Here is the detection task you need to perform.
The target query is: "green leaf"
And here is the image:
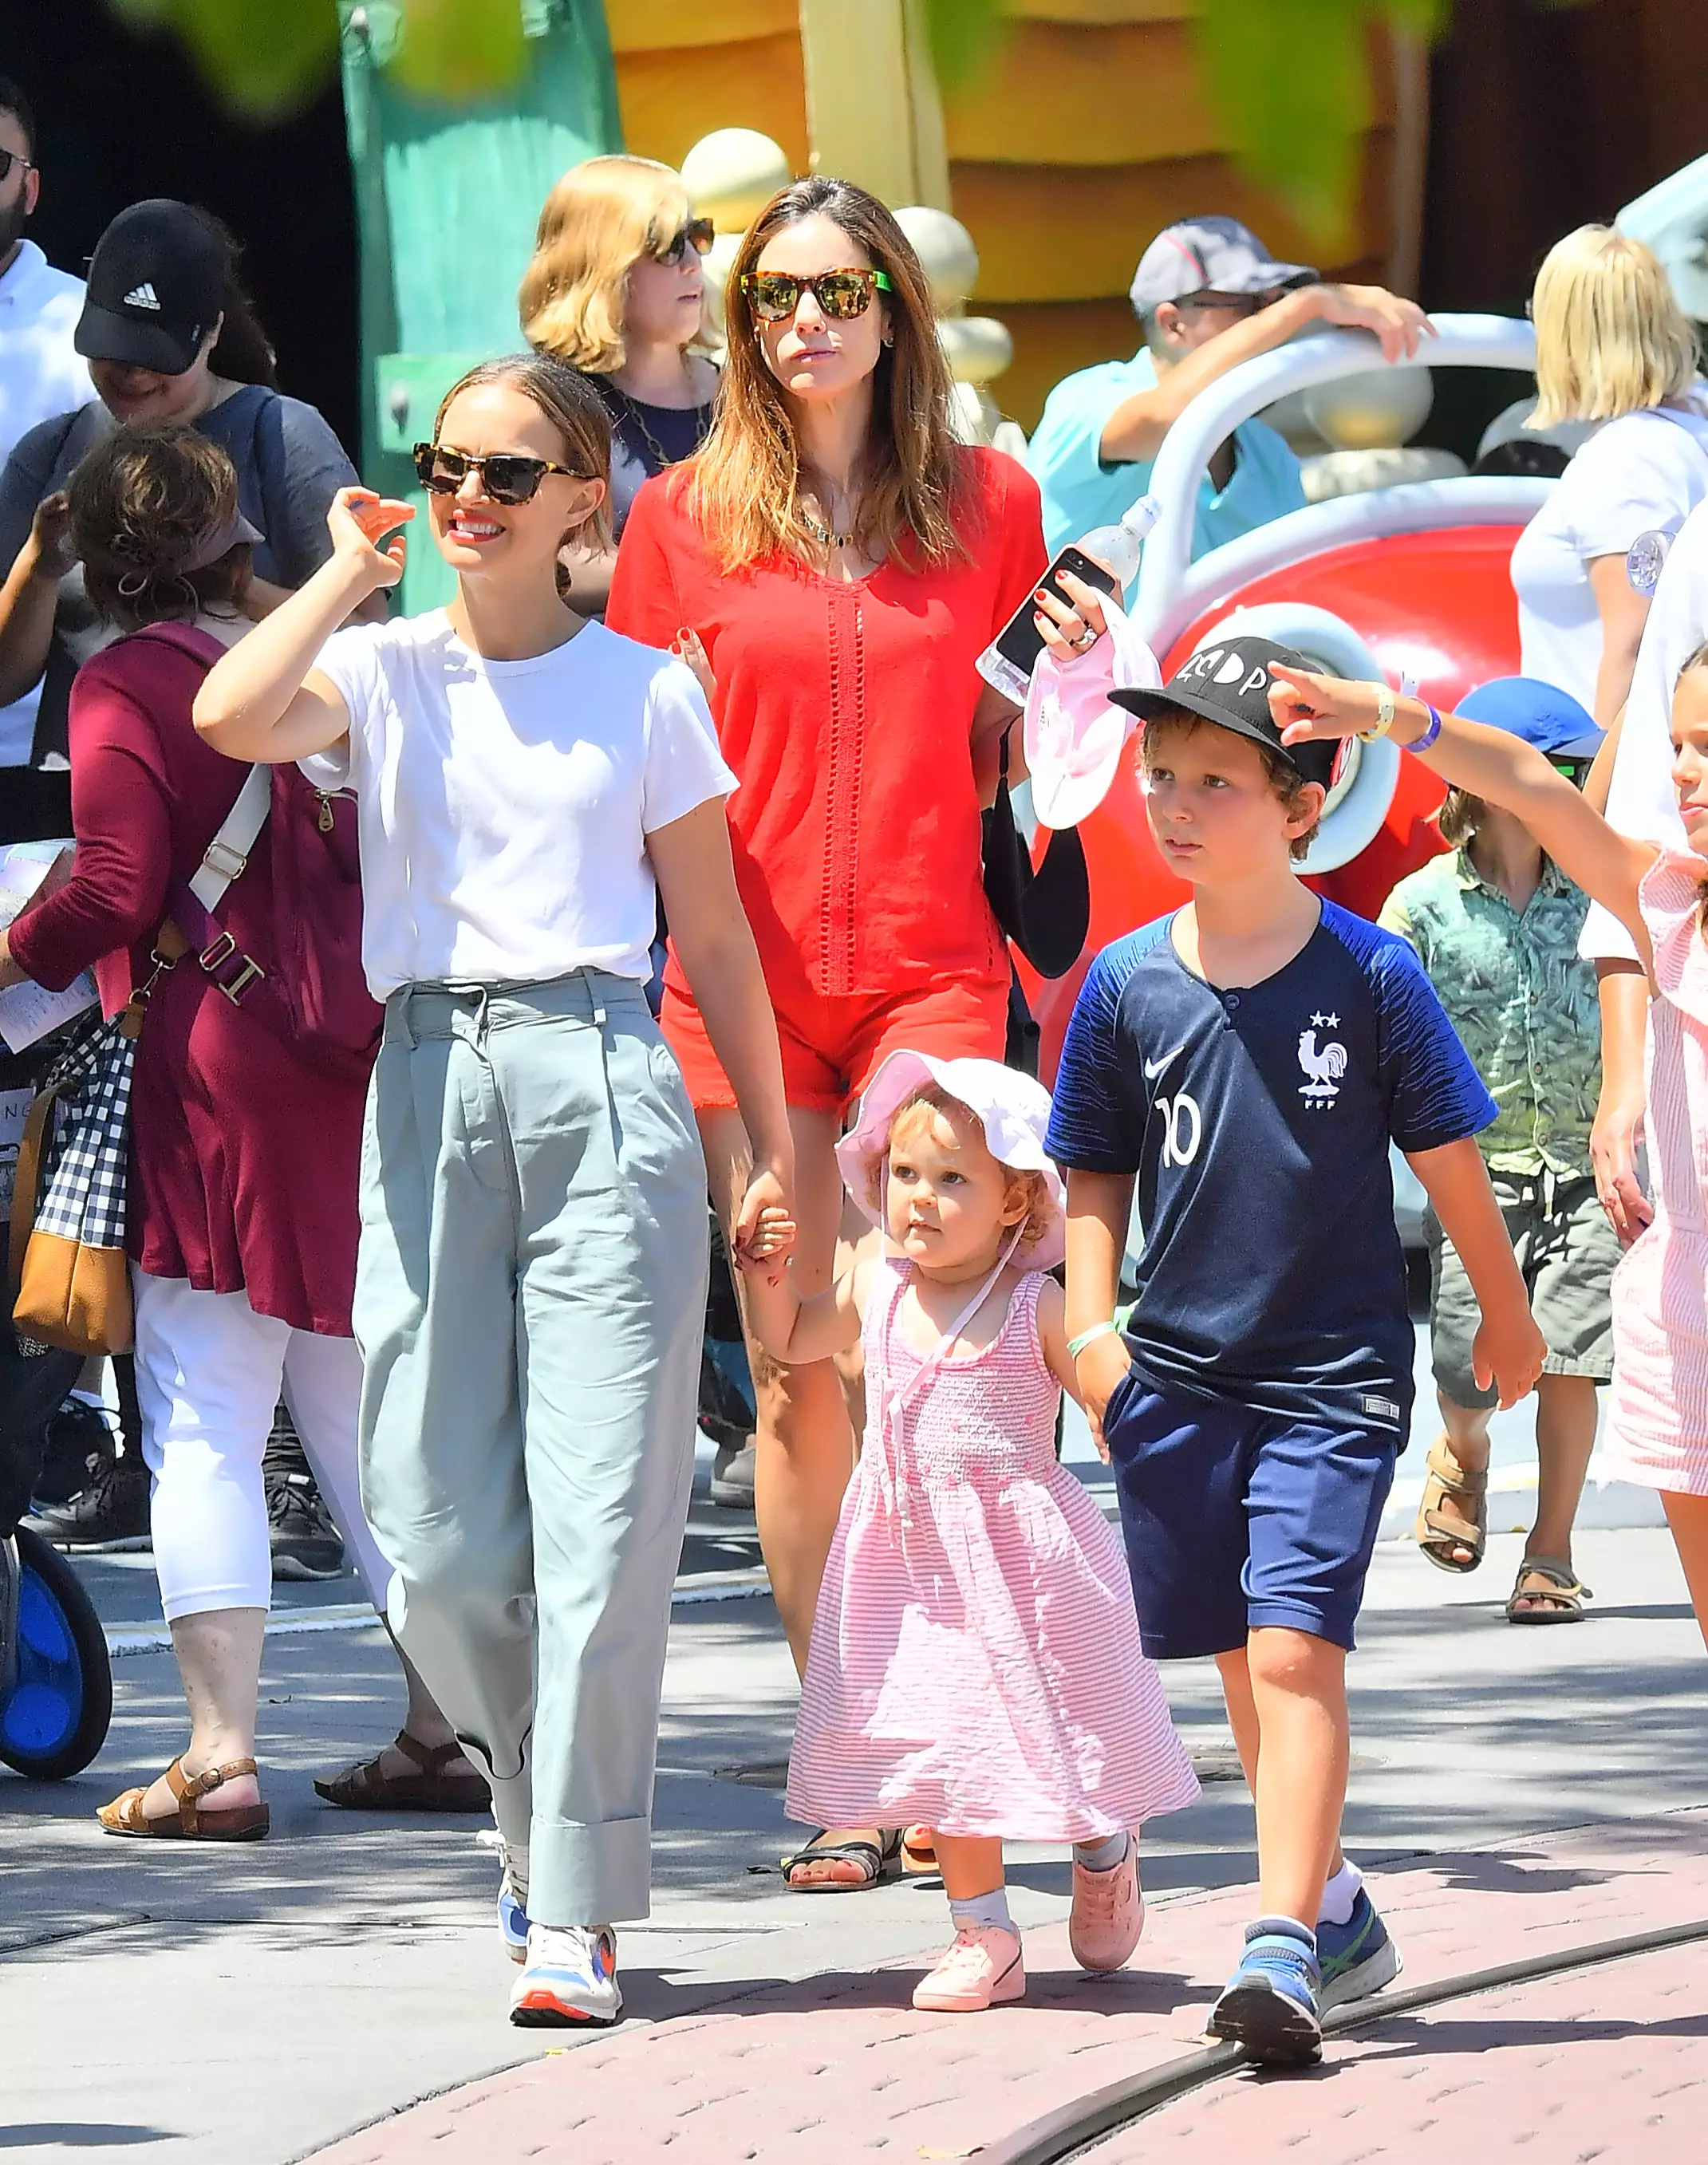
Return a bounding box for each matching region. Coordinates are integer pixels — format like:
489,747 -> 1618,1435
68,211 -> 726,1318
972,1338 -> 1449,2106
384,0 -> 529,101
1190,0 -> 1449,246
923,0 -> 1005,92
105,0 -> 340,117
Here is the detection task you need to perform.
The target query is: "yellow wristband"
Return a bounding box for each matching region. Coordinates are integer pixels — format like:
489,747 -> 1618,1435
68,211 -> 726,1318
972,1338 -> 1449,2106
1358,683 -> 1396,743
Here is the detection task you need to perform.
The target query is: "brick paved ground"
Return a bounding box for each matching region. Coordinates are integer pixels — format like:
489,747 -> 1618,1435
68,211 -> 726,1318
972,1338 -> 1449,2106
1114,1939 -> 1707,2160
310,1808 -> 1708,2163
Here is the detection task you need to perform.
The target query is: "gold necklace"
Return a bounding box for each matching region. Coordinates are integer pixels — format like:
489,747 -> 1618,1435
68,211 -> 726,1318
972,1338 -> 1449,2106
799,508 -> 854,550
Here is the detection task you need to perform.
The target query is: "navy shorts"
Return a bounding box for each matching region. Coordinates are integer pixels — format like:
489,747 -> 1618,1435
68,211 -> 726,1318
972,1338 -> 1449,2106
1103,1372 -> 1399,1659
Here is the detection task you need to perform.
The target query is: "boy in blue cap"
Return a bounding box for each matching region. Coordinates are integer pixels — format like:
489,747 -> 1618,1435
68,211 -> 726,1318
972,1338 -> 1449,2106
1380,679 -> 1617,1622
1047,635 -> 1544,2063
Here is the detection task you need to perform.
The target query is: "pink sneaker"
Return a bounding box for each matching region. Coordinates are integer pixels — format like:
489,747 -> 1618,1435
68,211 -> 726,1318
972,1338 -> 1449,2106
912,1923 -> 1026,2012
1069,1836 -> 1145,1972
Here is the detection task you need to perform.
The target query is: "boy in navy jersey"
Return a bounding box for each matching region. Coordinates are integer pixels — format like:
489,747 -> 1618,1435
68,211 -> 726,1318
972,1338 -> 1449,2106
1047,635 -> 1544,2064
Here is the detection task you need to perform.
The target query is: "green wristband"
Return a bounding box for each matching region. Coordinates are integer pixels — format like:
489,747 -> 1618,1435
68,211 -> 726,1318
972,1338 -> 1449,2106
1067,1320 -> 1119,1360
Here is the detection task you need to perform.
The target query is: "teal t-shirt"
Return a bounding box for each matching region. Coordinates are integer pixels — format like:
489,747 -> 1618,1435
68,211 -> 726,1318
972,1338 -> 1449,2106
1028,347 -> 1307,564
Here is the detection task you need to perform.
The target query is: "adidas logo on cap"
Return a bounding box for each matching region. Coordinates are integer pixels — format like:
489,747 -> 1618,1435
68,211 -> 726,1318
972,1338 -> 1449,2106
122,282 -> 161,310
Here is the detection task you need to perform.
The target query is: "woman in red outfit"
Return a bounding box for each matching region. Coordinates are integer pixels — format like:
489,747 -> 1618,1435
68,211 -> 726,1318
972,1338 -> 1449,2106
1,427 -> 467,1836
607,177 -> 1047,1887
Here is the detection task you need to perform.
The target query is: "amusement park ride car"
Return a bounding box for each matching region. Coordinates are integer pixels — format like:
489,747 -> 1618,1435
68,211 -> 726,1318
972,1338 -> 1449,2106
1016,313 -> 1548,1081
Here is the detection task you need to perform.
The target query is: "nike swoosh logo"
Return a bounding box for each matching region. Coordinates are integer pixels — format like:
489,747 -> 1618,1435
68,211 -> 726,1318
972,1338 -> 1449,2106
1143,1048 -> 1183,1079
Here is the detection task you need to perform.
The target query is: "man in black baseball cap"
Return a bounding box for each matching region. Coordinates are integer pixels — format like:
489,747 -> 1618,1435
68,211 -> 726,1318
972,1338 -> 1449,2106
1029,213 -> 1431,563
75,198 -> 225,377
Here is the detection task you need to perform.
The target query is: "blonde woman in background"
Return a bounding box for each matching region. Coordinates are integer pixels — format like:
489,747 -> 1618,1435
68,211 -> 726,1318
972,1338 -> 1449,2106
1511,225 -> 1708,732
520,153 -> 718,613
1513,231 -> 1708,1331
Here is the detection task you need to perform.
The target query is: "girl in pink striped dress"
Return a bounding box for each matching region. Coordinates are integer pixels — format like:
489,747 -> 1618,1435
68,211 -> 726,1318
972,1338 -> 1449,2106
737,1051 -> 1198,2013
1268,649 -> 1708,1659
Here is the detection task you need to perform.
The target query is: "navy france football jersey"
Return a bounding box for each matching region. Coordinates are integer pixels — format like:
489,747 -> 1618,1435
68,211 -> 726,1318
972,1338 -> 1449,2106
1046,901 -> 1497,1432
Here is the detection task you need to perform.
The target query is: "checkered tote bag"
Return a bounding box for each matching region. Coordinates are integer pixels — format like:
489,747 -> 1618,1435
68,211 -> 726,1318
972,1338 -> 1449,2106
8,1006 -> 144,1357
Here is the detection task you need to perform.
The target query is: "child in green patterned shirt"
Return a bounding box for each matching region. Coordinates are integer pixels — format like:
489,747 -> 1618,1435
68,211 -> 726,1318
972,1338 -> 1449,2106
1379,676 -> 1617,1624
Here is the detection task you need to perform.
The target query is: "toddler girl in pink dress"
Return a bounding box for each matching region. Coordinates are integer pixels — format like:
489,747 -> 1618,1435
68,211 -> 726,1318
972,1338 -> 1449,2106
738,1051 -> 1197,2013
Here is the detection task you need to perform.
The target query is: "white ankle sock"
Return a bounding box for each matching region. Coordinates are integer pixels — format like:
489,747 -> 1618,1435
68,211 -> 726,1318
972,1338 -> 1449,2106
1073,1830 -> 1130,1874
1317,1859 -> 1363,1927
949,1887 -> 1013,1935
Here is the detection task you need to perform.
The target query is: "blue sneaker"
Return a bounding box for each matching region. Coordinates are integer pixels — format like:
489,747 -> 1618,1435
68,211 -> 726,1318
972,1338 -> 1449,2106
1316,1887 -> 1402,2012
1209,1920 -> 1323,2064
497,1853 -> 529,1965
509,1923 -> 623,2027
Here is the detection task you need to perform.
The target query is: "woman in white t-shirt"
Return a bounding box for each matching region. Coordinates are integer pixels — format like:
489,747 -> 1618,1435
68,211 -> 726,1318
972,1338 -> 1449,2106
191,353 -> 794,2029
1510,226 -> 1708,728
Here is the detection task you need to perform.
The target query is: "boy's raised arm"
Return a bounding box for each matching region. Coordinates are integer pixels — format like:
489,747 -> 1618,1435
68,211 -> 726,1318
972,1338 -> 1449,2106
1406,1138 -> 1545,1408
1268,666 -> 1657,963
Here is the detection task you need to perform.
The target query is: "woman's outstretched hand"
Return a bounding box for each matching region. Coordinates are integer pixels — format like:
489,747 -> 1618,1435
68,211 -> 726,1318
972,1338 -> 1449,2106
1267,660 -> 1385,746
328,487 -> 413,593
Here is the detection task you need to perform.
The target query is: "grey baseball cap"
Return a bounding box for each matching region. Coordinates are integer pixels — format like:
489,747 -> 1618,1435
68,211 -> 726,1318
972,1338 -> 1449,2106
1129,216 -> 1317,316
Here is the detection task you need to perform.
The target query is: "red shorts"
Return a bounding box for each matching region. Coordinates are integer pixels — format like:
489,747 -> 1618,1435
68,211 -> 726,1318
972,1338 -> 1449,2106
662,972 -> 1009,1115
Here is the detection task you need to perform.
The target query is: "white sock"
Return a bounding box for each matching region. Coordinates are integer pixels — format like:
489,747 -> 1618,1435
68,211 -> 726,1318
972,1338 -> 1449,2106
949,1887 -> 1013,1935
1073,1830 -> 1130,1874
1317,1858 -> 1363,1928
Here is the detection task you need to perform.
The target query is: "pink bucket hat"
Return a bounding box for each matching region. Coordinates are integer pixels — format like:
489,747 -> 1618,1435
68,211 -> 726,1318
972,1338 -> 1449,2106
1023,589 -> 1163,830
834,1051 -> 1067,1270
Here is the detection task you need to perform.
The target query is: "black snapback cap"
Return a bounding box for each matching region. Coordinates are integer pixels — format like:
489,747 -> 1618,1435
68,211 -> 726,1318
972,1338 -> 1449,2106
75,199 -> 225,376
1110,633 -> 1339,790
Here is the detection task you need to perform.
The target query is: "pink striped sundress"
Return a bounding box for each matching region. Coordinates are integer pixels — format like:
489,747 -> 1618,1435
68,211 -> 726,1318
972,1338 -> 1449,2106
787,1264 -> 1199,1842
1603,850 -> 1708,1496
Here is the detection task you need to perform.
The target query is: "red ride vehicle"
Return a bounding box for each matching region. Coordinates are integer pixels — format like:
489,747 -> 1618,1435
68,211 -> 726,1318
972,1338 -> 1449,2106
1017,314 -> 1548,1082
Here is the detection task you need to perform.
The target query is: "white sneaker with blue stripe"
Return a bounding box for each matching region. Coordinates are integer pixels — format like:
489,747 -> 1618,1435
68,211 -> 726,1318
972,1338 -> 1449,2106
510,1922 -> 623,2027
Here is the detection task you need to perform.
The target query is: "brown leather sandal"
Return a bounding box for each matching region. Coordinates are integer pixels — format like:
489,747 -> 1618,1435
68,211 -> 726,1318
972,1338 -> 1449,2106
313,1728 -> 490,1812
1506,1556 -> 1592,1624
901,1826 -> 938,1876
98,1757 -> 270,1841
1414,1436 -> 1488,1574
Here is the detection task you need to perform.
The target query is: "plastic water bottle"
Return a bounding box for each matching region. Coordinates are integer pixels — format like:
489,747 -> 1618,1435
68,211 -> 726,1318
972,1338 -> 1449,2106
975,493 -> 1162,702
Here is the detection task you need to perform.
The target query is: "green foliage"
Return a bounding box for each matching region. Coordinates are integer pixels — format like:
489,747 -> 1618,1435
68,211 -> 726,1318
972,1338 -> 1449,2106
923,0 -> 1006,91
105,0 -> 339,118
1191,0 -> 1448,246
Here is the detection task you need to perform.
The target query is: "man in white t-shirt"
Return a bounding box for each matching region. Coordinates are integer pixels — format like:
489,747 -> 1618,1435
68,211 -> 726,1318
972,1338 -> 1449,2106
0,77 -> 94,767
1579,496 -> 1708,1240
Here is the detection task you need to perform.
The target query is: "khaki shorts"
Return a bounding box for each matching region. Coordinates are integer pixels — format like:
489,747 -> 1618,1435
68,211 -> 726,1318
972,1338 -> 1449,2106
1426,1170 -> 1619,1410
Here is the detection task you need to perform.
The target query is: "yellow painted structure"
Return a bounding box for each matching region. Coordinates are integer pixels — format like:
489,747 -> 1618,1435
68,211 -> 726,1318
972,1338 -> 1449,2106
602,1 -> 1426,428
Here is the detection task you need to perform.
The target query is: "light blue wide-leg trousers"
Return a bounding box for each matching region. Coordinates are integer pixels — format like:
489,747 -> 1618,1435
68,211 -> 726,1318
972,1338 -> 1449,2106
354,971 -> 708,1926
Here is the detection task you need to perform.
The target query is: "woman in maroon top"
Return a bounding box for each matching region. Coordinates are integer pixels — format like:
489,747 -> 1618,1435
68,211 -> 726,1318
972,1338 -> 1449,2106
607,177 -> 1047,1889
1,426 -> 468,1836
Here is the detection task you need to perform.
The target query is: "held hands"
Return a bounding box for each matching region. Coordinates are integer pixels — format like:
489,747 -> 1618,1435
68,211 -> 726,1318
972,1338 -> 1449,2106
731,1163 -> 797,1276
328,487 -> 413,593
1471,1305 -> 1548,1412
1074,1331 -> 1132,1465
1303,282 -> 1434,365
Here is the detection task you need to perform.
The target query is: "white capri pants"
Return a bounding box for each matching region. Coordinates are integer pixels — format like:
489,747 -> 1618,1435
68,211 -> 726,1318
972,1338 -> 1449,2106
131,1269 -> 392,1623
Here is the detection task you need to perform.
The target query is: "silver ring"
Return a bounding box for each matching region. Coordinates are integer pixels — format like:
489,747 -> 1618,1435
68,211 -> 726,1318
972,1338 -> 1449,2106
1070,625 -> 1097,652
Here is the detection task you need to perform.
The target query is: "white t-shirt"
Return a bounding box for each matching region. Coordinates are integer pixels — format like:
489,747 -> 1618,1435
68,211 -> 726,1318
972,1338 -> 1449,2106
1579,493 -> 1708,963
306,612 -> 737,1000
1512,408 -> 1708,715
0,239 -> 95,763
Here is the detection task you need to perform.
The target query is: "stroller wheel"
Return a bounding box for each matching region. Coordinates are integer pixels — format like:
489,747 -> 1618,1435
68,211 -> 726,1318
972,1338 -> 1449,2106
0,1525 -> 113,1780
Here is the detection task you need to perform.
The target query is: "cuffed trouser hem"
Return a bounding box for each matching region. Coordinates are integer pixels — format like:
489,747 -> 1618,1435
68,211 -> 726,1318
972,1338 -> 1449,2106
527,1812 -> 655,1926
